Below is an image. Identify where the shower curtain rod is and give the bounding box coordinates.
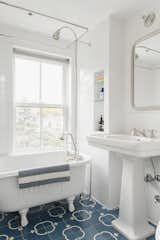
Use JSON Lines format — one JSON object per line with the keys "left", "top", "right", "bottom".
{"left": 0, "top": 1, "right": 88, "bottom": 32}
{"left": 0, "top": 33, "right": 91, "bottom": 49}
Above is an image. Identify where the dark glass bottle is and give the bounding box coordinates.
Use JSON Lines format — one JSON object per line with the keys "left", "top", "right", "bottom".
{"left": 98, "top": 115, "right": 104, "bottom": 131}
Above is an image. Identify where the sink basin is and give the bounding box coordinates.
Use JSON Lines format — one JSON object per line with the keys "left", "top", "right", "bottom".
{"left": 87, "top": 133, "right": 156, "bottom": 240}
{"left": 87, "top": 133, "right": 160, "bottom": 157}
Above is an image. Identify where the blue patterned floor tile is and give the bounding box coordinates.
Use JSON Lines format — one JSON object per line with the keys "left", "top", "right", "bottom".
{"left": 46, "top": 221, "right": 67, "bottom": 239}
{"left": 39, "top": 207, "right": 66, "bottom": 224}
{"left": 0, "top": 196, "right": 156, "bottom": 240}
{"left": 0, "top": 223, "right": 22, "bottom": 238}
{"left": 58, "top": 223, "right": 87, "bottom": 240}
{"left": 74, "top": 196, "right": 101, "bottom": 212}
{"left": 0, "top": 211, "right": 20, "bottom": 228}
{"left": 64, "top": 208, "right": 101, "bottom": 229}
{"left": 95, "top": 205, "right": 119, "bottom": 217}
{"left": 28, "top": 205, "right": 44, "bottom": 215}
{"left": 22, "top": 218, "right": 50, "bottom": 239}
{"left": 84, "top": 223, "right": 124, "bottom": 240}
{"left": 23, "top": 232, "right": 50, "bottom": 240}
{"left": 22, "top": 216, "right": 42, "bottom": 237}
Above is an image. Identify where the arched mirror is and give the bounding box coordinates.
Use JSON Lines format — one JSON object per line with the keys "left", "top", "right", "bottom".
{"left": 132, "top": 30, "right": 160, "bottom": 110}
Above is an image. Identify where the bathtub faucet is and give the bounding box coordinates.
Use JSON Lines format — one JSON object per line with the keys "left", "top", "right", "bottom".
{"left": 64, "top": 132, "right": 79, "bottom": 160}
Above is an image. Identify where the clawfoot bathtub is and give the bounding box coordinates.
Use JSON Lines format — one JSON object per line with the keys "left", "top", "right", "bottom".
{"left": 0, "top": 151, "right": 90, "bottom": 226}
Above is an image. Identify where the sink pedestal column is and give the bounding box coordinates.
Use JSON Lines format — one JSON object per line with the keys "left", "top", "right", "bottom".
{"left": 112, "top": 155, "right": 155, "bottom": 240}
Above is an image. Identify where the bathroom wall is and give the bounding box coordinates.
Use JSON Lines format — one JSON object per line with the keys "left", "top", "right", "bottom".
{"left": 78, "top": 9, "right": 160, "bottom": 224}
{"left": 0, "top": 23, "right": 76, "bottom": 155}
{"left": 77, "top": 18, "right": 111, "bottom": 207}
{"left": 77, "top": 16, "right": 125, "bottom": 208}
{"left": 124, "top": 11, "right": 160, "bottom": 224}
{"left": 0, "top": 20, "right": 124, "bottom": 210}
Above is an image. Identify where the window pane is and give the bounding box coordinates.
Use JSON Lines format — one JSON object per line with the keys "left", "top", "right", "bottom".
{"left": 41, "top": 63, "right": 63, "bottom": 104}
{"left": 15, "top": 107, "right": 40, "bottom": 151}
{"left": 15, "top": 57, "right": 40, "bottom": 103}
{"left": 41, "top": 108, "right": 64, "bottom": 149}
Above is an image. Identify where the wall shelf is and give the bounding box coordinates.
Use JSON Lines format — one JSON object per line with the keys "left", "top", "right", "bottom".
{"left": 94, "top": 70, "right": 104, "bottom": 131}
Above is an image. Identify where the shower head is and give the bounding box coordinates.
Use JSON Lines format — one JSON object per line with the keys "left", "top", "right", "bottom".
{"left": 142, "top": 12, "right": 156, "bottom": 27}
{"left": 52, "top": 26, "right": 78, "bottom": 42}
{"left": 52, "top": 30, "right": 60, "bottom": 40}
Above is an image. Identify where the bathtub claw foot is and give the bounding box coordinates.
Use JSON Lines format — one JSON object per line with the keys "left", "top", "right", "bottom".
{"left": 68, "top": 196, "right": 75, "bottom": 212}
{"left": 19, "top": 208, "right": 28, "bottom": 227}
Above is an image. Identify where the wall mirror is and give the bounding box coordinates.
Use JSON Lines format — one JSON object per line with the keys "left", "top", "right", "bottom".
{"left": 132, "top": 30, "right": 160, "bottom": 110}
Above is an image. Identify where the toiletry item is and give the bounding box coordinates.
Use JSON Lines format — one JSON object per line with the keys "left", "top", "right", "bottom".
{"left": 98, "top": 115, "right": 104, "bottom": 131}
{"left": 99, "top": 87, "right": 104, "bottom": 99}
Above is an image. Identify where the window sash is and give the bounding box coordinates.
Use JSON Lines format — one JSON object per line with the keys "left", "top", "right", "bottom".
{"left": 16, "top": 103, "right": 65, "bottom": 109}
{"left": 14, "top": 48, "right": 70, "bottom": 64}
{"left": 13, "top": 51, "right": 68, "bottom": 153}
{"left": 15, "top": 106, "right": 64, "bottom": 152}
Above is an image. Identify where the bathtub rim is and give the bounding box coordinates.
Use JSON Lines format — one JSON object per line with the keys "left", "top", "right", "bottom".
{"left": 0, "top": 153, "right": 91, "bottom": 179}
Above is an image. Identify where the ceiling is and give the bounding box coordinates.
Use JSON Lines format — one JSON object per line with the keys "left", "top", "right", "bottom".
{"left": 0, "top": 0, "right": 159, "bottom": 39}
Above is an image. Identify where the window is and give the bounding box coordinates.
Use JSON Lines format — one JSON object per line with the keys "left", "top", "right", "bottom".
{"left": 14, "top": 51, "right": 68, "bottom": 153}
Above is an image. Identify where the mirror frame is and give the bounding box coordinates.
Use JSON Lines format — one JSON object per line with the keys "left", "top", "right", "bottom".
{"left": 131, "top": 29, "right": 160, "bottom": 111}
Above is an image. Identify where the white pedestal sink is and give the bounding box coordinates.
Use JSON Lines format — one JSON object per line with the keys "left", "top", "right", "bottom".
{"left": 87, "top": 133, "right": 159, "bottom": 240}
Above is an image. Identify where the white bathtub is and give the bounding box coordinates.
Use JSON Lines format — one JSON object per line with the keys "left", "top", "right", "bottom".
{"left": 0, "top": 151, "right": 90, "bottom": 226}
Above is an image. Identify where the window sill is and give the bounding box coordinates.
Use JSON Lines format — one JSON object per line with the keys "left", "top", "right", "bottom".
{"left": 10, "top": 148, "right": 65, "bottom": 157}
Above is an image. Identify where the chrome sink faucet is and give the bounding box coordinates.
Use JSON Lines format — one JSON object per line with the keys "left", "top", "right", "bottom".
{"left": 131, "top": 128, "right": 157, "bottom": 138}
{"left": 64, "top": 132, "right": 79, "bottom": 160}
{"left": 131, "top": 128, "right": 147, "bottom": 137}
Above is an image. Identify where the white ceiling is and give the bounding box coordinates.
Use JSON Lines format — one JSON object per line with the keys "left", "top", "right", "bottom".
{"left": 0, "top": 0, "right": 159, "bottom": 39}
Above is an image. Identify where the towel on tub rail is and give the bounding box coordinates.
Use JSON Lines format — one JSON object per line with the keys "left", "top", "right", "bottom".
{"left": 18, "top": 164, "right": 70, "bottom": 189}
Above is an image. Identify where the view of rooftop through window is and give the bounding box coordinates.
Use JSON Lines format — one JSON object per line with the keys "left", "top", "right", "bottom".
{"left": 14, "top": 54, "right": 66, "bottom": 152}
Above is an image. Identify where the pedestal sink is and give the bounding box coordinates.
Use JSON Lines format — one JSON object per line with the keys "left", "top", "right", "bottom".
{"left": 87, "top": 133, "right": 159, "bottom": 240}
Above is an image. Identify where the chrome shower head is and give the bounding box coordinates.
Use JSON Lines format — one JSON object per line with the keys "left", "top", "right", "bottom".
{"left": 52, "top": 26, "right": 78, "bottom": 42}
{"left": 142, "top": 12, "right": 156, "bottom": 27}
{"left": 52, "top": 30, "right": 60, "bottom": 40}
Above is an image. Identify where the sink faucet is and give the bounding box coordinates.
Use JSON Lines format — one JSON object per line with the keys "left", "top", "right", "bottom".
{"left": 131, "top": 128, "right": 147, "bottom": 137}
{"left": 64, "top": 132, "right": 79, "bottom": 160}
{"left": 131, "top": 128, "right": 157, "bottom": 138}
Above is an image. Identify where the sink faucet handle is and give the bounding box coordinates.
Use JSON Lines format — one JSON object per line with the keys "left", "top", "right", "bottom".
{"left": 150, "top": 129, "right": 157, "bottom": 138}
{"left": 142, "top": 129, "right": 146, "bottom": 135}
{"left": 131, "top": 128, "right": 137, "bottom": 136}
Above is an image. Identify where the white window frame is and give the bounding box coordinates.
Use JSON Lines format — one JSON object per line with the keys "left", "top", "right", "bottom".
{"left": 13, "top": 51, "right": 69, "bottom": 153}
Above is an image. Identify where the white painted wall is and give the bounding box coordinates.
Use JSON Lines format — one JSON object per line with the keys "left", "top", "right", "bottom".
{"left": 124, "top": 11, "right": 160, "bottom": 224}
{"left": 78, "top": 9, "right": 160, "bottom": 224}
{"left": 2, "top": 11, "right": 160, "bottom": 225}
{"left": 0, "top": 23, "right": 77, "bottom": 155}
{"left": 0, "top": 20, "right": 124, "bottom": 211}
{"left": 77, "top": 16, "right": 125, "bottom": 208}
{"left": 77, "top": 19, "right": 111, "bottom": 207}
